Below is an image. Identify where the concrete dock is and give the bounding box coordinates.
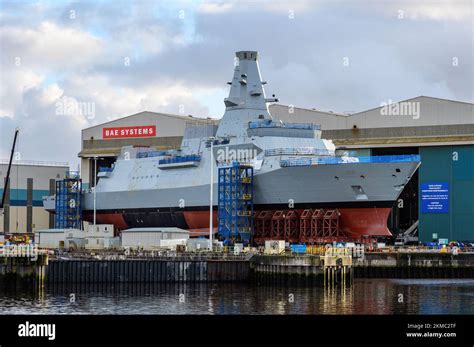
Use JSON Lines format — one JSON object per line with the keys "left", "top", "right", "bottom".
{"left": 0, "top": 254, "right": 48, "bottom": 289}
{"left": 353, "top": 252, "right": 474, "bottom": 278}
{"left": 1, "top": 251, "right": 473, "bottom": 286}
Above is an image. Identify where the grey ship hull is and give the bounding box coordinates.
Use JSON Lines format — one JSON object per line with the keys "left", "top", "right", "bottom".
{"left": 85, "top": 161, "right": 417, "bottom": 209}
{"left": 82, "top": 160, "right": 419, "bottom": 236}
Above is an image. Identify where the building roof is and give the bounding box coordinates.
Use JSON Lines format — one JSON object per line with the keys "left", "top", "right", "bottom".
{"left": 0, "top": 159, "right": 69, "bottom": 168}
{"left": 83, "top": 96, "right": 473, "bottom": 132}
{"left": 82, "top": 111, "right": 218, "bottom": 131}
{"left": 272, "top": 104, "right": 349, "bottom": 117}
{"left": 272, "top": 96, "right": 473, "bottom": 128}
{"left": 35, "top": 229, "right": 77, "bottom": 233}
{"left": 352, "top": 96, "right": 474, "bottom": 115}
{"left": 270, "top": 96, "right": 474, "bottom": 148}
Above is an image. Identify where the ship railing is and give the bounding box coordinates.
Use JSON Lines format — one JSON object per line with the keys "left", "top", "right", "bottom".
{"left": 280, "top": 154, "right": 421, "bottom": 167}
{"left": 49, "top": 251, "right": 251, "bottom": 261}
{"left": 393, "top": 245, "right": 474, "bottom": 254}
{"left": 216, "top": 160, "right": 254, "bottom": 167}
{"left": 248, "top": 120, "right": 321, "bottom": 130}
{"left": 137, "top": 150, "right": 170, "bottom": 159}
{"left": 158, "top": 155, "right": 201, "bottom": 165}
{"left": 123, "top": 253, "right": 250, "bottom": 261}
{"left": 205, "top": 138, "right": 230, "bottom": 148}
{"left": 265, "top": 147, "right": 335, "bottom": 157}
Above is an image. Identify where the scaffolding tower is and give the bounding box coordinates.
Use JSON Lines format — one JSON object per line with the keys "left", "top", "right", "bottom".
{"left": 54, "top": 172, "right": 83, "bottom": 229}
{"left": 217, "top": 162, "right": 254, "bottom": 243}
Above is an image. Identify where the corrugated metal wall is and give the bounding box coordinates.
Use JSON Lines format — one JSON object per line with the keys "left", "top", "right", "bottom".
{"left": 0, "top": 165, "right": 67, "bottom": 232}
{"left": 46, "top": 260, "right": 250, "bottom": 283}
{"left": 419, "top": 145, "right": 474, "bottom": 242}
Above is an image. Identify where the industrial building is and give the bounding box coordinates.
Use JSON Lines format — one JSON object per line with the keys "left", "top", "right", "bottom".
{"left": 78, "top": 96, "right": 473, "bottom": 243}
{"left": 34, "top": 229, "right": 66, "bottom": 249}
{"left": 121, "top": 227, "right": 190, "bottom": 250}
{"left": 0, "top": 161, "right": 69, "bottom": 233}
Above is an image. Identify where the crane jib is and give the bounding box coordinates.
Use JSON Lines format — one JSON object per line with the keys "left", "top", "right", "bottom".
{"left": 1, "top": 129, "right": 19, "bottom": 210}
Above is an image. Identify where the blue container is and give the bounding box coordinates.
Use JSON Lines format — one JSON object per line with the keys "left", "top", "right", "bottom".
{"left": 290, "top": 244, "right": 307, "bottom": 253}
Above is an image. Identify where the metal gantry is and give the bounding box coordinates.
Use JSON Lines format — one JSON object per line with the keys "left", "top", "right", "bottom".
{"left": 54, "top": 172, "right": 82, "bottom": 229}
{"left": 217, "top": 162, "right": 254, "bottom": 243}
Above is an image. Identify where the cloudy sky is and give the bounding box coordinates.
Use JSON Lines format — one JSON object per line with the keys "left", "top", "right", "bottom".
{"left": 0, "top": 0, "right": 472, "bottom": 167}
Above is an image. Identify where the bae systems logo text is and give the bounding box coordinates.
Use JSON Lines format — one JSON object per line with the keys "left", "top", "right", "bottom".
{"left": 103, "top": 125, "right": 157, "bottom": 138}
{"left": 18, "top": 321, "right": 56, "bottom": 340}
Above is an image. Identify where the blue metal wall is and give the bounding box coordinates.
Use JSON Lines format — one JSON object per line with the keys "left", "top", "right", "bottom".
{"left": 419, "top": 145, "right": 474, "bottom": 242}
{"left": 0, "top": 188, "right": 48, "bottom": 206}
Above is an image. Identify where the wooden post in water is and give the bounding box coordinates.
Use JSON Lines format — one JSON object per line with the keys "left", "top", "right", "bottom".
{"left": 322, "top": 247, "right": 352, "bottom": 288}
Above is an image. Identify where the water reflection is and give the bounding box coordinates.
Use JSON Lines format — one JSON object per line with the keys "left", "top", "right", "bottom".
{"left": 0, "top": 279, "right": 472, "bottom": 315}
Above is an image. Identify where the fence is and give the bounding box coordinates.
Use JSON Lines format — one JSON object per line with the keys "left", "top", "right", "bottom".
{"left": 265, "top": 147, "right": 335, "bottom": 157}
{"left": 136, "top": 150, "right": 170, "bottom": 159}
{"left": 280, "top": 154, "right": 421, "bottom": 167}
{"left": 248, "top": 120, "right": 320, "bottom": 130}
{"left": 159, "top": 155, "right": 201, "bottom": 165}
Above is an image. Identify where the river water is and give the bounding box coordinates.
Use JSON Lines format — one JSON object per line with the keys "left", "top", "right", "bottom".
{"left": 0, "top": 279, "right": 473, "bottom": 315}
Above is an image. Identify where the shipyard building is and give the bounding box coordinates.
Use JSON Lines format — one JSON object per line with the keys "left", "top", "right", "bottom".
{"left": 78, "top": 96, "right": 473, "bottom": 243}
{"left": 0, "top": 161, "right": 69, "bottom": 233}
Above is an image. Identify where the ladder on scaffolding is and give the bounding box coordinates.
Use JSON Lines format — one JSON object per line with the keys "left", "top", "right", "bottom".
{"left": 217, "top": 162, "right": 254, "bottom": 244}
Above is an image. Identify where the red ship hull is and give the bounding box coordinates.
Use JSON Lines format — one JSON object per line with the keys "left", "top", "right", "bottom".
{"left": 83, "top": 204, "right": 393, "bottom": 240}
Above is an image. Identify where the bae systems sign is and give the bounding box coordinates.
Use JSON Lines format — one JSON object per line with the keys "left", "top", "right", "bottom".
{"left": 103, "top": 125, "right": 156, "bottom": 138}
{"left": 420, "top": 182, "right": 449, "bottom": 213}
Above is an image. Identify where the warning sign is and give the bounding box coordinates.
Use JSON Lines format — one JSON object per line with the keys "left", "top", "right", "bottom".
{"left": 420, "top": 182, "right": 449, "bottom": 213}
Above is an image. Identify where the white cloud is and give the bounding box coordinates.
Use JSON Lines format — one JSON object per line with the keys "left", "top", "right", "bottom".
{"left": 197, "top": 2, "right": 236, "bottom": 14}
{"left": 60, "top": 73, "right": 211, "bottom": 122}
{"left": 38, "top": 84, "right": 64, "bottom": 106}
{"left": 0, "top": 21, "right": 104, "bottom": 71}
{"left": 108, "top": 24, "right": 189, "bottom": 57}
{"left": 196, "top": 0, "right": 314, "bottom": 14}
{"left": 375, "top": 0, "right": 473, "bottom": 21}
{"left": 0, "top": 69, "right": 43, "bottom": 118}
{"left": 0, "top": 20, "right": 104, "bottom": 118}
{"left": 406, "top": 2, "right": 473, "bottom": 21}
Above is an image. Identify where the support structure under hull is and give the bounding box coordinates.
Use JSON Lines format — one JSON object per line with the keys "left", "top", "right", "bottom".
{"left": 81, "top": 202, "right": 394, "bottom": 240}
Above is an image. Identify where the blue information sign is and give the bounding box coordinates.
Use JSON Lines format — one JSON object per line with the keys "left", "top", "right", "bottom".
{"left": 420, "top": 182, "right": 449, "bottom": 213}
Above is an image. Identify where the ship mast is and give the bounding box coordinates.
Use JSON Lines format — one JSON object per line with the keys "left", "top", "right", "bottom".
{"left": 216, "top": 51, "right": 278, "bottom": 138}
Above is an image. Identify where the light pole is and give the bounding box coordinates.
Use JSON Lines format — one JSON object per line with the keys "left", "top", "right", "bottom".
{"left": 209, "top": 136, "right": 216, "bottom": 251}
